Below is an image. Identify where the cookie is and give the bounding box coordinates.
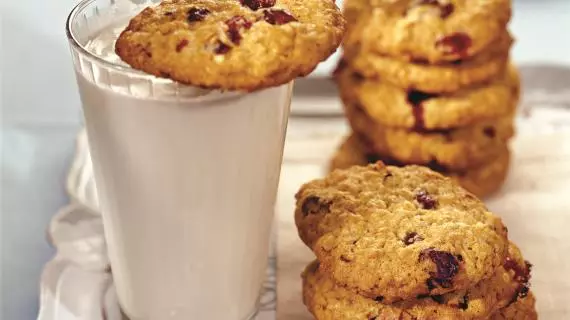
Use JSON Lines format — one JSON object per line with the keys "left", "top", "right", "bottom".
{"left": 490, "top": 292, "right": 537, "bottom": 320}
{"left": 343, "top": 32, "right": 513, "bottom": 94}
{"left": 302, "top": 242, "right": 528, "bottom": 319}
{"left": 336, "top": 62, "right": 520, "bottom": 129}
{"left": 329, "top": 134, "right": 510, "bottom": 198}
{"left": 116, "top": 0, "right": 345, "bottom": 91}
{"left": 295, "top": 163, "right": 509, "bottom": 301}
{"left": 342, "top": 0, "right": 511, "bottom": 64}
{"left": 344, "top": 102, "right": 515, "bottom": 170}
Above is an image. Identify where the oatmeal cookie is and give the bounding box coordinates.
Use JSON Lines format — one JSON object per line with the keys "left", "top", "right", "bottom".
{"left": 342, "top": 32, "right": 513, "bottom": 93}
{"left": 336, "top": 62, "right": 520, "bottom": 129}
{"left": 116, "top": 0, "right": 345, "bottom": 91}
{"left": 344, "top": 102, "right": 515, "bottom": 170}
{"left": 490, "top": 292, "right": 537, "bottom": 320}
{"left": 302, "top": 243, "right": 530, "bottom": 319}
{"left": 295, "top": 163, "right": 509, "bottom": 301}
{"left": 342, "top": 0, "right": 511, "bottom": 63}
{"left": 329, "top": 134, "right": 510, "bottom": 198}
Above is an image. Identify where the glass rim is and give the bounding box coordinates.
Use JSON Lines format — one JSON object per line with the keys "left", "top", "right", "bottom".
{"left": 65, "top": 0, "right": 294, "bottom": 100}
{"left": 65, "top": 0, "right": 152, "bottom": 77}
{"left": 65, "top": 0, "right": 269, "bottom": 101}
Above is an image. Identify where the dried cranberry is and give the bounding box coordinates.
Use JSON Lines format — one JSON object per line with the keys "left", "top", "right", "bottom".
{"left": 504, "top": 257, "right": 533, "bottom": 304}
{"left": 518, "top": 285, "right": 530, "bottom": 298}
{"left": 439, "top": 3, "right": 454, "bottom": 18}
{"left": 240, "top": 0, "right": 275, "bottom": 11}
{"left": 187, "top": 8, "right": 210, "bottom": 22}
{"left": 483, "top": 127, "right": 496, "bottom": 138}
{"left": 416, "top": 190, "right": 437, "bottom": 209}
{"left": 176, "top": 39, "right": 189, "bottom": 52}
{"left": 411, "top": 57, "right": 430, "bottom": 65}
{"left": 504, "top": 257, "right": 532, "bottom": 284}
{"left": 403, "top": 232, "right": 424, "bottom": 246}
{"left": 301, "top": 196, "right": 331, "bottom": 217}
{"left": 226, "top": 16, "right": 253, "bottom": 44}
{"left": 263, "top": 9, "right": 297, "bottom": 25}
{"left": 436, "top": 32, "right": 473, "bottom": 58}
{"left": 420, "top": 248, "right": 461, "bottom": 289}
{"left": 406, "top": 90, "right": 438, "bottom": 130}
{"left": 214, "top": 41, "right": 231, "bottom": 54}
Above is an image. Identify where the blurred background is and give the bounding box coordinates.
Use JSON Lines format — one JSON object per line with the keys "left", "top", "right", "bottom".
{"left": 1, "top": 0, "right": 569, "bottom": 319}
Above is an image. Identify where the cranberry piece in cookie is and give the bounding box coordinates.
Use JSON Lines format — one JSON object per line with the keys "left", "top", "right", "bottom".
{"left": 420, "top": 248, "right": 461, "bottom": 289}
{"left": 239, "top": 0, "right": 275, "bottom": 11}
{"left": 483, "top": 126, "right": 496, "bottom": 138}
{"left": 225, "top": 16, "right": 253, "bottom": 44}
{"left": 263, "top": 9, "right": 297, "bottom": 25}
{"left": 175, "top": 39, "right": 189, "bottom": 52}
{"left": 436, "top": 32, "right": 473, "bottom": 58}
{"left": 416, "top": 190, "right": 437, "bottom": 209}
{"left": 403, "top": 232, "right": 424, "bottom": 246}
{"left": 187, "top": 8, "right": 210, "bottom": 22}
{"left": 406, "top": 90, "right": 439, "bottom": 130}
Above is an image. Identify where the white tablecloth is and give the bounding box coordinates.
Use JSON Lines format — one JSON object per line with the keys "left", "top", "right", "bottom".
{"left": 2, "top": 0, "right": 570, "bottom": 319}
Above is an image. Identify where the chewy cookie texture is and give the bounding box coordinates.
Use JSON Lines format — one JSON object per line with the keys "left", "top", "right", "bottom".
{"left": 295, "top": 163, "right": 537, "bottom": 320}
{"left": 335, "top": 0, "right": 520, "bottom": 198}
{"left": 115, "top": 0, "right": 345, "bottom": 91}
{"left": 329, "top": 134, "right": 510, "bottom": 198}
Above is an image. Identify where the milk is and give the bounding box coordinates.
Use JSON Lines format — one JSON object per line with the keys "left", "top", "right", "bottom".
{"left": 67, "top": 2, "right": 292, "bottom": 318}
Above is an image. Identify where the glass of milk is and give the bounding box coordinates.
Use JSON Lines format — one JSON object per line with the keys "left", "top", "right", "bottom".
{"left": 66, "top": 0, "right": 292, "bottom": 319}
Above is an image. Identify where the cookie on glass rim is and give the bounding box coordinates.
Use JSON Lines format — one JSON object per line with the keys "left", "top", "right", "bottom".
{"left": 115, "top": 0, "right": 345, "bottom": 91}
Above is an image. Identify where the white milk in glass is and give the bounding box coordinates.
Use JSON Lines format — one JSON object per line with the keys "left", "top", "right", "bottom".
{"left": 71, "top": 16, "right": 291, "bottom": 320}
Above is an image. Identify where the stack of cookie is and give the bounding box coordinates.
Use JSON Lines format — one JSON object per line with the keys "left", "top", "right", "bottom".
{"left": 295, "top": 163, "right": 537, "bottom": 319}
{"left": 332, "top": 0, "right": 519, "bottom": 198}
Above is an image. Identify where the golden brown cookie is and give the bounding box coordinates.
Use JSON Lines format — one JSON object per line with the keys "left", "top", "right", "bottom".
{"left": 329, "top": 134, "right": 510, "bottom": 198}
{"left": 295, "top": 163, "right": 509, "bottom": 302}
{"left": 302, "top": 242, "right": 530, "bottom": 320}
{"left": 336, "top": 62, "right": 520, "bottom": 129}
{"left": 342, "top": 0, "right": 512, "bottom": 63}
{"left": 344, "top": 102, "right": 514, "bottom": 170}
{"left": 342, "top": 32, "right": 513, "bottom": 94}
{"left": 490, "top": 292, "right": 538, "bottom": 320}
{"left": 115, "top": 0, "right": 345, "bottom": 91}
